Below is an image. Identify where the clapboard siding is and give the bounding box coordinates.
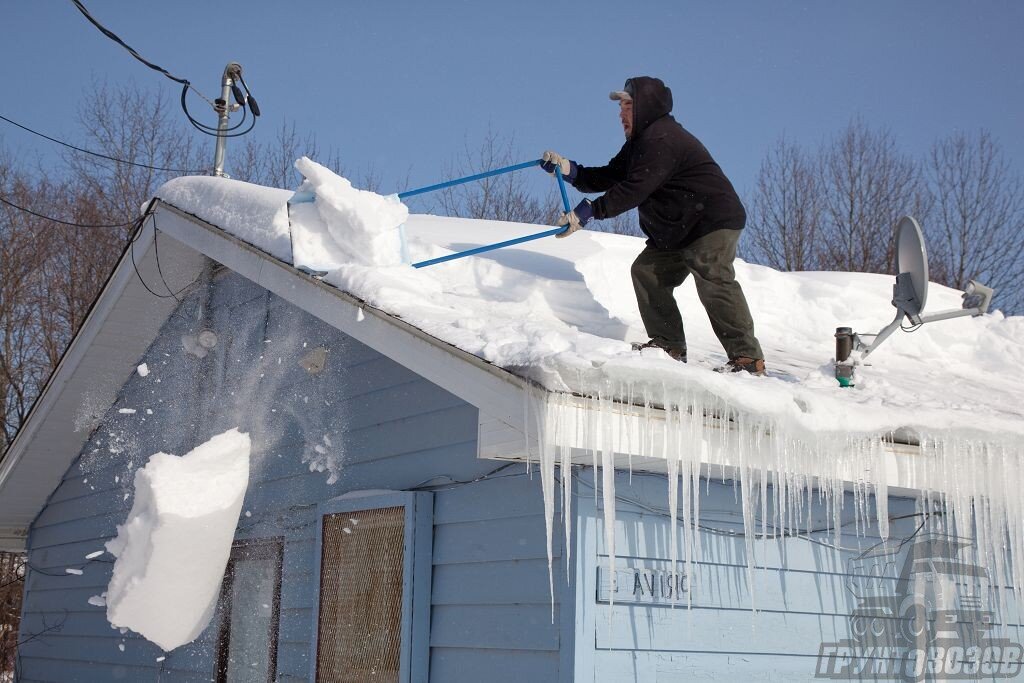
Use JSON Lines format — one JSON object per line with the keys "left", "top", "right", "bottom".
{"left": 18, "top": 269, "right": 565, "bottom": 682}
{"left": 576, "top": 469, "right": 1024, "bottom": 682}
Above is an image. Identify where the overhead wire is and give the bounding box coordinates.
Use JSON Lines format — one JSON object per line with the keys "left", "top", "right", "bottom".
{"left": 69, "top": 0, "right": 258, "bottom": 140}
{"left": 0, "top": 113, "right": 204, "bottom": 174}
{"left": 0, "top": 195, "right": 137, "bottom": 228}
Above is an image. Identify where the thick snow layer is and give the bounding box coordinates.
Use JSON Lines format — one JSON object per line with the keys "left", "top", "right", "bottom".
{"left": 104, "top": 429, "right": 251, "bottom": 651}
{"left": 289, "top": 157, "right": 408, "bottom": 270}
{"left": 158, "top": 175, "right": 1023, "bottom": 439}
{"left": 154, "top": 172, "right": 1024, "bottom": 605}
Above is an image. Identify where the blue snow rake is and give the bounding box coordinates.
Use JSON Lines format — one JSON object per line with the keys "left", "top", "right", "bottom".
{"left": 397, "top": 159, "right": 573, "bottom": 269}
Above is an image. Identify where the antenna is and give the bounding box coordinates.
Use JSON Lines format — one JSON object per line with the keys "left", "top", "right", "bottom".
{"left": 834, "top": 216, "right": 995, "bottom": 387}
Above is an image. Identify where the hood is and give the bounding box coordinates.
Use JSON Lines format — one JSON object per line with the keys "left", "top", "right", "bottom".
{"left": 629, "top": 76, "right": 673, "bottom": 137}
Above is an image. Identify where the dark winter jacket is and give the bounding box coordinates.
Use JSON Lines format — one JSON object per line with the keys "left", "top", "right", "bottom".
{"left": 571, "top": 76, "right": 746, "bottom": 250}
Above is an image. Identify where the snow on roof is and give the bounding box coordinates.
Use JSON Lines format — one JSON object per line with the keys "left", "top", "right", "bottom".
{"left": 155, "top": 164, "right": 1024, "bottom": 602}
{"left": 155, "top": 172, "right": 1024, "bottom": 442}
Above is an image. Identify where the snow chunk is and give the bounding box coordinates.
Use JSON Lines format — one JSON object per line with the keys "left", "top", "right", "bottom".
{"left": 104, "top": 429, "right": 251, "bottom": 651}
{"left": 118, "top": 409, "right": 136, "bottom": 415}
{"left": 289, "top": 157, "right": 409, "bottom": 270}
{"left": 137, "top": 363, "right": 149, "bottom": 377}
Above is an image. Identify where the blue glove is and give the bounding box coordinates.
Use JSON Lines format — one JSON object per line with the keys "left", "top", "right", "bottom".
{"left": 540, "top": 150, "right": 578, "bottom": 182}
{"left": 555, "top": 199, "right": 593, "bottom": 238}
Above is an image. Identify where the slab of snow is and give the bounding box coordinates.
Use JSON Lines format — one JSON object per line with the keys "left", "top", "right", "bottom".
{"left": 289, "top": 157, "right": 408, "bottom": 270}
{"left": 104, "top": 429, "right": 251, "bottom": 651}
{"left": 137, "top": 363, "right": 149, "bottom": 377}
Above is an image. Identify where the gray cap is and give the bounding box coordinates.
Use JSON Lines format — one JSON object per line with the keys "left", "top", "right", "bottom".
{"left": 609, "top": 79, "right": 634, "bottom": 102}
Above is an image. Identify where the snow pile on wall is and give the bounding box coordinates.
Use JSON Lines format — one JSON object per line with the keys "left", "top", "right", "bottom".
{"left": 288, "top": 157, "right": 409, "bottom": 271}
{"left": 104, "top": 429, "right": 251, "bottom": 651}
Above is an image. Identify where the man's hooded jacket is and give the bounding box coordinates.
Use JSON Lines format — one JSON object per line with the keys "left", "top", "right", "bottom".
{"left": 571, "top": 76, "right": 746, "bottom": 250}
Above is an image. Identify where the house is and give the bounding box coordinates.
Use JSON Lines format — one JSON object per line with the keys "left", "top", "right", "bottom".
{"left": 2, "top": 171, "right": 1022, "bottom": 682}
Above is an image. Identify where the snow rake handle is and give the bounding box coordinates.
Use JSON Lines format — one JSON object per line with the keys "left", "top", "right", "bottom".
{"left": 400, "top": 160, "right": 574, "bottom": 269}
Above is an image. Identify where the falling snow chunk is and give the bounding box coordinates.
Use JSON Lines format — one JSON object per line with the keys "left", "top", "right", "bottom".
{"left": 85, "top": 550, "right": 104, "bottom": 560}
{"left": 88, "top": 595, "right": 107, "bottom": 607}
{"left": 118, "top": 643, "right": 125, "bottom": 652}
{"left": 118, "top": 408, "right": 136, "bottom": 415}
{"left": 137, "top": 363, "right": 149, "bottom": 377}
{"left": 65, "top": 568, "right": 83, "bottom": 575}
{"left": 104, "top": 429, "right": 251, "bottom": 651}
{"left": 342, "top": 527, "right": 352, "bottom": 534}
{"left": 156, "top": 656, "right": 165, "bottom": 662}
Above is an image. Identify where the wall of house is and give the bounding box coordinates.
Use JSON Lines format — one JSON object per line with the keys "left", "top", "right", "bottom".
{"left": 572, "top": 470, "right": 1024, "bottom": 682}
{"left": 16, "top": 268, "right": 569, "bottom": 682}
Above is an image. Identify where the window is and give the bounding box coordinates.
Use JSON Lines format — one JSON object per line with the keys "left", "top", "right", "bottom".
{"left": 313, "top": 492, "right": 433, "bottom": 683}
{"left": 215, "top": 538, "right": 283, "bottom": 683}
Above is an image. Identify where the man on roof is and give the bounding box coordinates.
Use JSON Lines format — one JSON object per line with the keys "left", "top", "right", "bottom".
{"left": 541, "top": 76, "right": 765, "bottom": 375}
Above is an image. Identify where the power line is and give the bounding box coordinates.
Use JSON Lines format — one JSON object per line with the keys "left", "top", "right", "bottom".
{"left": 69, "top": 0, "right": 259, "bottom": 139}
{"left": 0, "top": 195, "right": 137, "bottom": 228}
{"left": 70, "top": 0, "right": 190, "bottom": 88}
{"left": 0, "top": 113, "right": 204, "bottom": 174}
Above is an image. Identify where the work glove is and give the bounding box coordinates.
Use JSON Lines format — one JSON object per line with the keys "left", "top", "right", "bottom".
{"left": 555, "top": 199, "right": 593, "bottom": 238}
{"left": 540, "top": 150, "right": 578, "bottom": 182}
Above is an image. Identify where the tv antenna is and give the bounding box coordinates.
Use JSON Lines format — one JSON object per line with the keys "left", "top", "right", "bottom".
{"left": 834, "top": 216, "right": 994, "bottom": 387}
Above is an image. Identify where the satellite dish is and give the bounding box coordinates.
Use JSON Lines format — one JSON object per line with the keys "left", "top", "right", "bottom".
{"left": 833, "top": 215, "right": 995, "bottom": 387}
{"left": 895, "top": 216, "right": 928, "bottom": 317}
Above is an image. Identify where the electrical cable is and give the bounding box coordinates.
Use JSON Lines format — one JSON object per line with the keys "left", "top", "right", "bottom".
{"left": 180, "top": 87, "right": 257, "bottom": 138}
{"left": 70, "top": 0, "right": 259, "bottom": 140}
{"left": 70, "top": 0, "right": 189, "bottom": 87}
{"left": 0, "top": 195, "right": 137, "bottom": 228}
{"left": 0, "top": 113, "right": 204, "bottom": 174}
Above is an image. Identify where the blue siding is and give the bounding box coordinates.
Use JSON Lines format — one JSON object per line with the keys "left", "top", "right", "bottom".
{"left": 18, "top": 269, "right": 567, "bottom": 682}
{"left": 575, "top": 470, "right": 1024, "bottom": 682}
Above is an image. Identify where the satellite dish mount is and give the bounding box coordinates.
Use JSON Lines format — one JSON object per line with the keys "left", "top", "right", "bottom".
{"left": 834, "top": 216, "right": 994, "bottom": 387}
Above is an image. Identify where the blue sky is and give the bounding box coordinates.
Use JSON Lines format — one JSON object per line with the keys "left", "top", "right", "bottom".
{"left": 1, "top": 1, "right": 1021, "bottom": 200}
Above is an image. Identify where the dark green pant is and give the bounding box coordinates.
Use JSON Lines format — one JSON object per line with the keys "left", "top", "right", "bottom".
{"left": 630, "top": 229, "right": 764, "bottom": 360}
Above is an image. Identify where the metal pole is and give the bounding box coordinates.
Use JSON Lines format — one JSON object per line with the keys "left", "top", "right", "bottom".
{"left": 213, "top": 63, "right": 242, "bottom": 177}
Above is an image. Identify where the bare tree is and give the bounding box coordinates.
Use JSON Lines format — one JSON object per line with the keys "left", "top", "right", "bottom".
{"left": 589, "top": 210, "right": 643, "bottom": 238}
{"left": 434, "top": 129, "right": 561, "bottom": 225}
{"left": 746, "top": 137, "right": 823, "bottom": 270}
{"left": 0, "top": 551, "right": 25, "bottom": 678}
{"left": 925, "top": 130, "right": 1024, "bottom": 314}
{"left": 68, "top": 80, "right": 205, "bottom": 222}
{"left": 818, "top": 119, "right": 928, "bottom": 274}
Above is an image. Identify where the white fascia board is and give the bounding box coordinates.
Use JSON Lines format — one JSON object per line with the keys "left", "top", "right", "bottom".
{"left": 151, "top": 202, "right": 531, "bottom": 431}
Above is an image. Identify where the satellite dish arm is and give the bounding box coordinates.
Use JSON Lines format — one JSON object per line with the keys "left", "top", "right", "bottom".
{"left": 859, "top": 309, "right": 906, "bottom": 359}
{"left": 917, "top": 280, "right": 994, "bottom": 323}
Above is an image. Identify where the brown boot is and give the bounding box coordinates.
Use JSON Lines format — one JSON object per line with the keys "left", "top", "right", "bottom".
{"left": 632, "top": 339, "right": 687, "bottom": 363}
{"left": 717, "top": 357, "right": 766, "bottom": 376}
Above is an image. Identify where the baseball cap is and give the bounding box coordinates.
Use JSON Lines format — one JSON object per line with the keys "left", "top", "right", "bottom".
{"left": 609, "top": 79, "right": 634, "bottom": 102}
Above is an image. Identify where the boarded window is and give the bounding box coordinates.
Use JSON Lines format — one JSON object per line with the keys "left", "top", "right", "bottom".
{"left": 316, "top": 506, "right": 406, "bottom": 683}
{"left": 215, "top": 539, "right": 283, "bottom": 683}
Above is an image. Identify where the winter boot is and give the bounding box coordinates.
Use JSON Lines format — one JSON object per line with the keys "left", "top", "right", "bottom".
{"left": 631, "top": 339, "right": 687, "bottom": 362}
{"left": 715, "top": 357, "right": 766, "bottom": 376}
